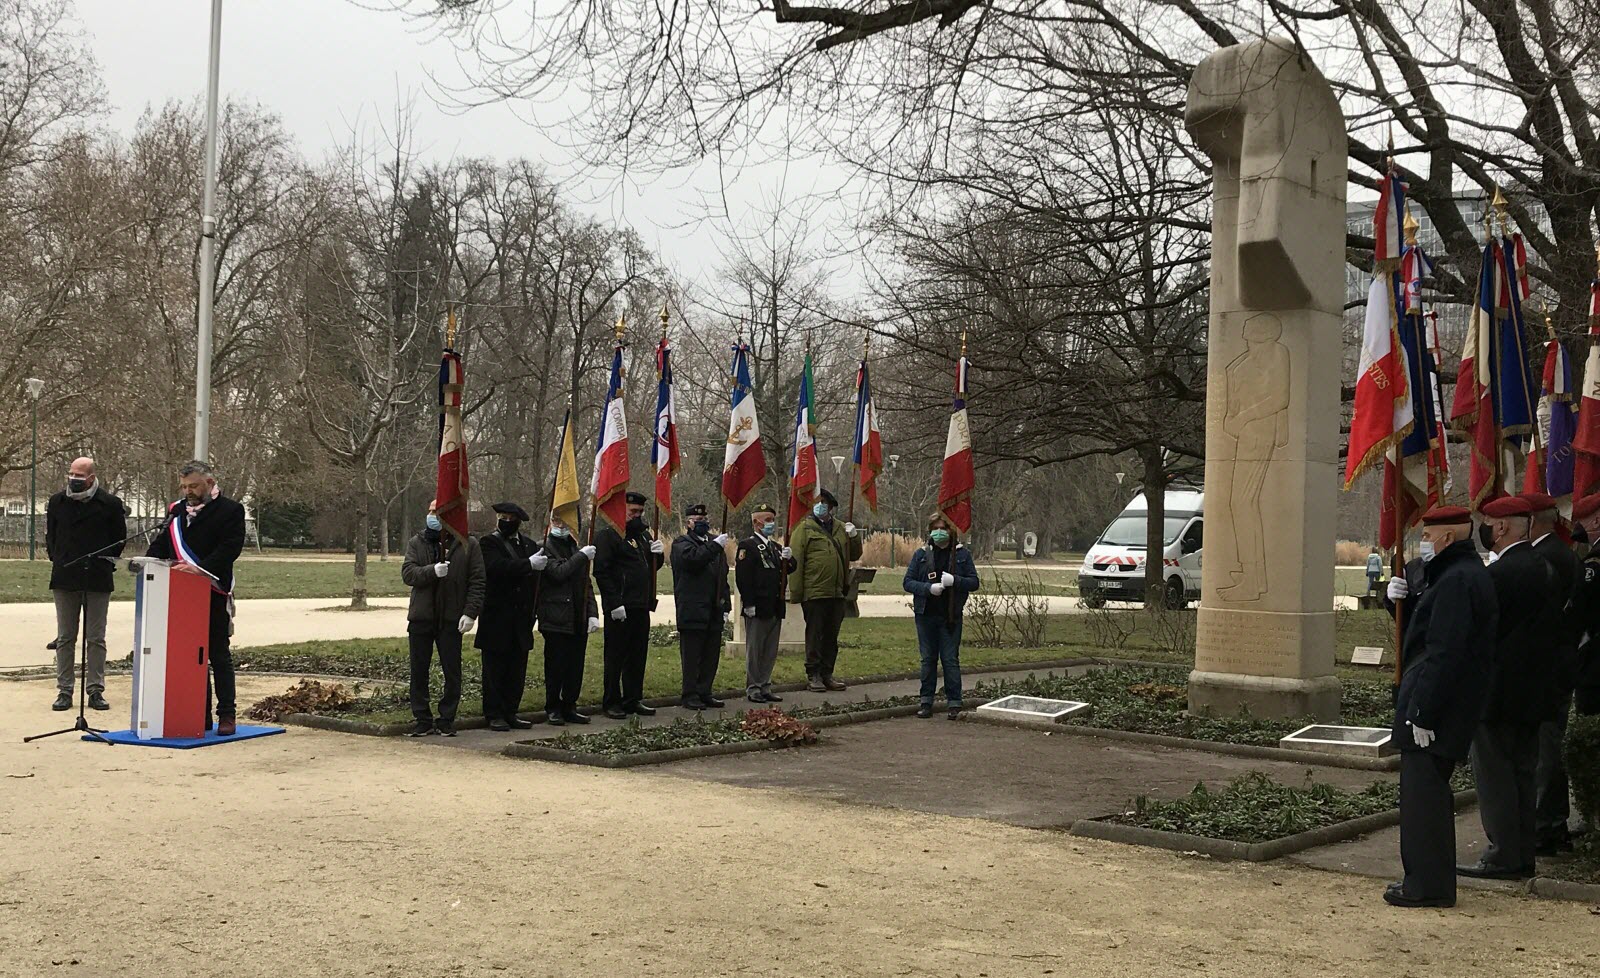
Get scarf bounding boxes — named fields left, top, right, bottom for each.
left=65, top=483, right=98, bottom=503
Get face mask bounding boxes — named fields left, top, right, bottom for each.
left=1418, top=539, right=1435, bottom=562
left=930, top=529, right=951, bottom=546
left=498, top=520, right=520, bottom=536
left=1477, top=523, right=1494, bottom=550
left=627, top=515, right=647, bottom=534
left=813, top=503, right=831, bottom=520
left=1572, top=523, right=1589, bottom=546
left=549, top=526, right=569, bottom=539
left=691, top=519, right=710, bottom=536
left=67, top=478, right=90, bottom=493
left=426, top=514, right=442, bottom=532
left=759, top=522, right=775, bottom=538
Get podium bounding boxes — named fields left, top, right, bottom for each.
left=128, top=558, right=212, bottom=740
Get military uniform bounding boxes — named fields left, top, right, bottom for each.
left=670, top=503, right=732, bottom=709
left=593, top=492, right=664, bottom=715
left=1578, top=496, right=1600, bottom=717
left=475, top=502, right=542, bottom=730
left=735, top=504, right=794, bottom=702
left=1525, top=493, right=1582, bottom=852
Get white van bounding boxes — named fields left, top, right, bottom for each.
left=1077, top=488, right=1203, bottom=609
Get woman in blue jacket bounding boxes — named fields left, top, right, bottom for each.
left=903, top=513, right=981, bottom=718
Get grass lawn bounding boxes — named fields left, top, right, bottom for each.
left=0, top=558, right=411, bottom=603
left=223, top=608, right=1402, bottom=725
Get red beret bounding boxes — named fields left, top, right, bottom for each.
left=1481, top=496, right=1534, bottom=518
left=1574, top=494, right=1600, bottom=520
left=1421, top=506, right=1472, bottom=525
left=1519, top=492, right=1559, bottom=513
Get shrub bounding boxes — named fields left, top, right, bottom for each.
left=1565, top=713, right=1600, bottom=830
left=1084, top=605, right=1138, bottom=651
left=1335, top=540, right=1376, bottom=565
left=859, top=531, right=918, bottom=567
left=1118, top=771, right=1402, bottom=843
left=1144, top=607, right=1196, bottom=658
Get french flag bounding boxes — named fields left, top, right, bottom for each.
left=853, top=357, right=883, bottom=512
left=1572, top=274, right=1600, bottom=499
left=652, top=336, right=680, bottom=511
left=591, top=341, right=631, bottom=532
left=787, top=353, right=818, bottom=531
left=721, top=340, right=766, bottom=511
left=435, top=339, right=470, bottom=544
left=938, top=355, right=975, bottom=533
left=1529, top=338, right=1576, bottom=498
left=1345, top=273, right=1411, bottom=490
left=1372, top=170, right=1406, bottom=270
left=1452, top=240, right=1503, bottom=509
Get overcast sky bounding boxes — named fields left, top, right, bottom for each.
left=73, top=0, right=863, bottom=299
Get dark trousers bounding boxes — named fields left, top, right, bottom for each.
left=915, top=614, right=963, bottom=706
left=1536, top=691, right=1573, bottom=846
left=801, top=598, right=848, bottom=679
left=1399, top=751, right=1458, bottom=901
left=542, top=631, right=588, bottom=713
left=207, top=591, right=235, bottom=721
left=679, top=628, right=722, bottom=702
left=1471, top=721, right=1541, bottom=872
left=602, top=610, right=650, bottom=709
left=479, top=640, right=531, bottom=721
left=408, top=623, right=463, bottom=722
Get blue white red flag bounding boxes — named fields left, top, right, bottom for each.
left=591, top=340, right=630, bottom=532
left=787, top=354, right=818, bottom=531
left=435, top=322, right=470, bottom=544
left=652, top=337, right=680, bottom=511
left=938, top=356, right=975, bottom=533
left=852, top=358, right=883, bottom=512
left=721, top=340, right=766, bottom=511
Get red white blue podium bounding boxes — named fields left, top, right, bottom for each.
left=128, top=558, right=212, bottom=740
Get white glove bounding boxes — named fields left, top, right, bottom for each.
left=780, top=546, right=793, bottom=560
left=844, top=522, right=857, bottom=537
left=579, top=545, right=597, bottom=560
left=587, top=617, right=601, bottom=634
left=930, top=582, right=945, bottom=596
left=1411, top=723, right=1435, bottom=749
left=1387, top=577, right=1408, bottom=601
left=940, top=572, right=955, bottom=588
left=610, top=606, right=627, bottom=621
left=743, top=607, right=756, bottom=618
left=650, top=539, right=665, bottom=555
left=529, top=550, right=549, bottom=571
left=724, top=611, right=732, bottom=623
left=433, top=562, right=450, bottom=579
left=713, top=533, right=730, bottom=548
left=458, top=615, right=474, bottom=634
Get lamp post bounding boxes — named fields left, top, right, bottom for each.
left=193, top=0, right=224, bottom=462
left=26, top=377, right=44, bottom=560
left=886, top=454, right=901, bottom=569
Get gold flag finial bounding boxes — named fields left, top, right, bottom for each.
left=1403, top=210, right=1420, bottom=245
left=1540, top=298, right=1556, bottom=339
left=960, top=328, right=968, bottom=358
left=614, top=313, right=627, bottom=342
left=659, top=302, right=670, bottom=338
left=445, top=304, right=458, bottom=348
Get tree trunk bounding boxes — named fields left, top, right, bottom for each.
left=379, top=500, right=390, bottom=562
left=351, top=490, right=370, bottom=610
left=1141, top=443, right=1166, bottom=612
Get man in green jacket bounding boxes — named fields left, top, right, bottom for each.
left=788, top=489, right=863, bottom=691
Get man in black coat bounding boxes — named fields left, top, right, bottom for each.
left=670, top=502, right=732, bottom=710
left=1524, top=493, right=1582, bottom=854
left=593, top=491, right=664, bottom=719
left=1383, top=505, right=1497, bottom=908
left=474, top=502, right=547, bottom=732
left=1574, top=493, right=1600, bottom=718
left=1460, top=494, right=1561, bottom=880
left=45, top=457, right=127, bottom=712
left=145, top=461, right=246, bottom=736
left=535, top=513, right=598, bottom=725
left=735, top=503, right=794, bottom=703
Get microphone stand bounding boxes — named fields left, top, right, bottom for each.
left=24, top=517, right=175, bottom=744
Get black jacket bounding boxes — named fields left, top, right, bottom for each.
left=1485, top=541, right=1563, bottom=724
left=1573, top=551, right=1600, bottom=715
left=145, top=494, right=246, bottom=593
left=593, top=523, right=662, bottom=613
left=671, top=533, right=731, bottom=631
left=45, top=488, right=127, bottom=593
left=1392, top=540, right=1497, bottom=761
left=1533, top=533, right=1581, bottom=693
left=734, top=534, right=793, bottom=620
left=536, top=534, right=597, bottom=636
left=400, top=531, right=486, bottom=625
left=475, top=529, right=541, bottom=653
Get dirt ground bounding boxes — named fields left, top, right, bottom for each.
left=2, top=676, right=1596, bottom=978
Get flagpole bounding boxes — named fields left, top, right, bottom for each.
left=720, top=325, right=737, bottom=536
left=654, top=305, right=668, bottom=593
left=1493, top=191, right=1545, bottom=489
left=951, top=330, right=967, bottom=620
left=847, top=332, right=867, bottom=527
left=531, top=400, right=573, bottom=618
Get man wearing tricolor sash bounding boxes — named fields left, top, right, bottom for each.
left=144, top=461, right=246, bottom=736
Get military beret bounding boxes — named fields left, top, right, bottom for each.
left=491, top=502, right=529, bottom=521
left=1481, top=496, right=1534, bottom=518
left=1574, top=494, right=1600, bottom=520
left=817, top=488, right=839, bottom=507
left=1519, top=492, right=1559, bottom=513
left=1420, top=506, right=1472, bottom=526
left=684, top=502, right=708, bottom=517
left=625, top=491, right=648, bottom=505
left=752, top=503, right=776, bottom=515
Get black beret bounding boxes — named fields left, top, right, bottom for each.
left=752, top=503, right=776, bottom=515
left=684, top=502, right=708, bottom=517
left=817, top=489, right=839, bottom=508
left=625, top=491, right=648, bottom=505
left=492, top=502, right=529, bottom=521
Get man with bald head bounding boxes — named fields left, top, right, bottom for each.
left=44, top=457, right=127, bottom=712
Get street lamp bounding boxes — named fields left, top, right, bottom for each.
left=25, top=378, right=44, bottom=560
left=886, top=455, right=901, bottom=569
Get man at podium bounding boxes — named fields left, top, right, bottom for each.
left=145, top=461, right=246, bottom=735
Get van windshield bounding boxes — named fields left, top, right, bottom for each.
left=1098, top=514, right=1193, bottom=548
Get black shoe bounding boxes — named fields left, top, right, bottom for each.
left=916, top=704, right=933, bottom=719
left=746, top=692, right=769, bottom=704
left=546, top=712, right=566, bottom=727
left=630, top=704, right=657, bottom=717
left=1383, top=888, right=1454, bottom=908
left=823, top=677, right=847, bottom=692
left=1536, top=838, right=1572, bottom=857
left=507, top=717, right=534, bottom=730
left=682, top=698, right=707, bottom=711
left=88, top=691, right=110, bottom=711
left=487, top=718, right=512, bottom=732
left=764, top=691, right=783, bottom=703
left=703, top=696, right=725, bottom=708
left=1455, top=861, right=1531, bottom=880
left=603, top=707, right=630, bottom=720
left=947, top=706, right=962, bottom=720
left=562, top=710, right=590, bottom=725
left=407, top=719, right=434, bottom=737
left=52, top=692, right=72, bottom=711
left=436, top=721, right=457, bottom=737
left=807, top=676, right=826, bottom=692
left=46, top=639, right=58, bottom=650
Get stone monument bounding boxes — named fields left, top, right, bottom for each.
left=1183, top=37, right=1346, bottom=720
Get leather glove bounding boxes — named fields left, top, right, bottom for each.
left=529, top=550, right=549, bottom=571
left=844, top=522, right=857, bottom=537
left=587, top=617, right=601, bottom=634
left=579, top=545, right=597, bottom=560
left=1410, top=723, right=1434, bottom=749
left=780, top=546, right=793, bottom=560
left=713, top=533, right=730, bottom=548
left=457, top=615, right=474, bottom=634
left=433, top=562, right=450, bottom=579
left=930, top=582, right=945, bottom=596
left=1386, top=577, right=1408, bottom=601
left=650, top=539, right=665, bottom=555
left=610, top=606, right=627, bottom=621
left=940, top=572, right=956, bottom=588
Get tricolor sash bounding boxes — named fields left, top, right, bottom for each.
left=168, top=505, right=232, bottom=595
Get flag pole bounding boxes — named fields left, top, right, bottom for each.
left=1386, top=278, right=1407, bottom=687
left=951, top=329, right=967, bottom=620
left=1493, top=191, right=1545, bottom=490
left=654, top=305, right=668, bottom=592
left=847, top=331, right=867, bottom=526
left=531, top=399, right=574, bottom=617
left=720, top=323, right=738, bottom=536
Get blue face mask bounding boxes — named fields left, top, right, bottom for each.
left=759, top=522, right=776, bottom=537
left=813, top=502, right=830, bottom=520
left=425, top=514, right=441, bottom=532
left=549, top=526, right=569, bottom=539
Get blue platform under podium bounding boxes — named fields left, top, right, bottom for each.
left=85, top=725, right=286, bottom=749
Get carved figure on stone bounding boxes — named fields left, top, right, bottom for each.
left=1218, top=313, right=1290, bottom=602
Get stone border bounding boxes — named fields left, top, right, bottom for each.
left=1525, top=875, right=1600, bottom=903
left=1069, top=789, right=1478, bottom=862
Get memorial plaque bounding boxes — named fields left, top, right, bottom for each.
left=976, top=696, right=1089, bottom=722
left=1350, top=646, right=1385, bottom=666
left=1279, top=723, right=1393, bottom=757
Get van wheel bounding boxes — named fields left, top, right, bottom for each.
left=1163, top=578, right=1186, bottom=610
left=1082, top=589, right=1106, bottom=609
